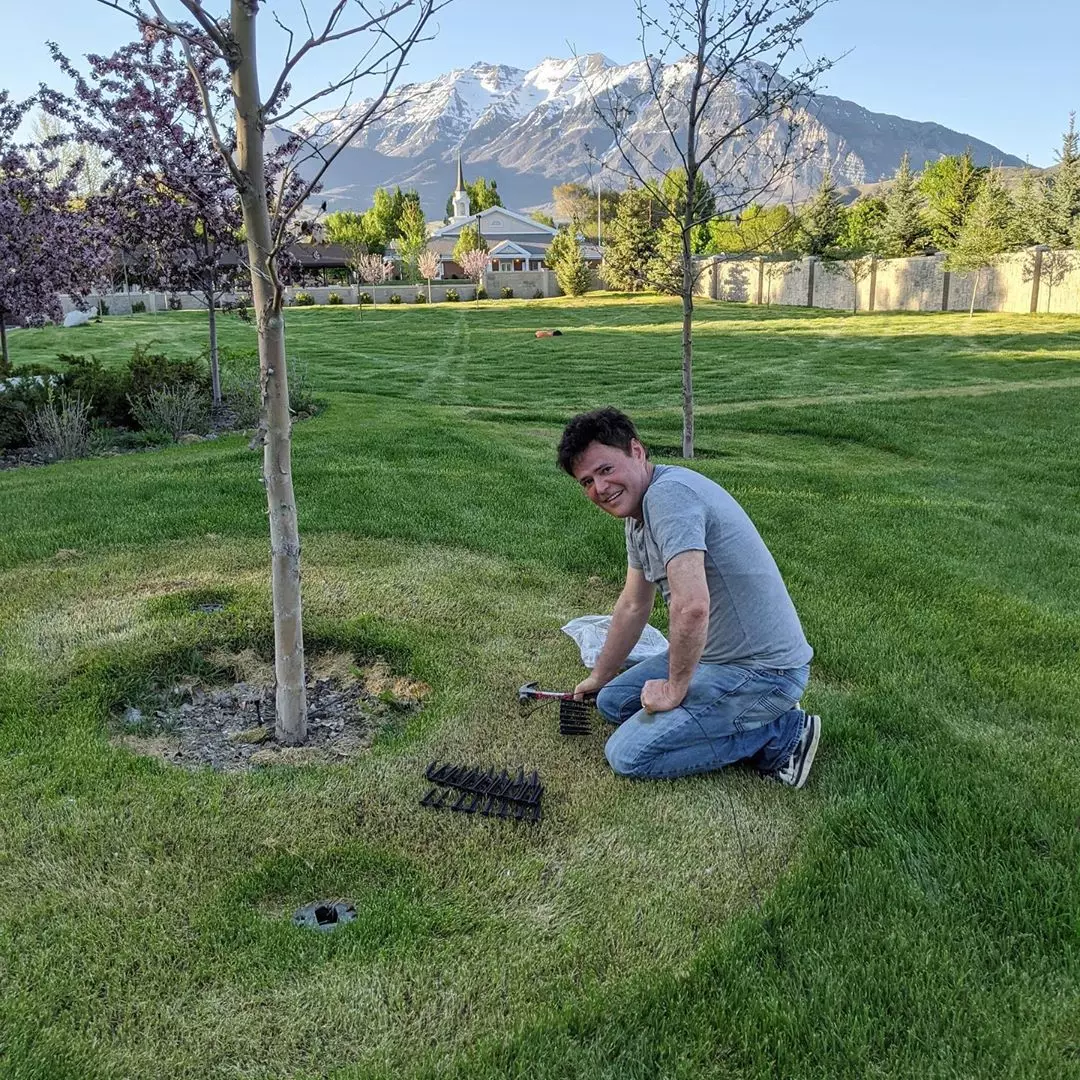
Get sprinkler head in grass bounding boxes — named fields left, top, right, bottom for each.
left=293, top=900, right=356, bottom=932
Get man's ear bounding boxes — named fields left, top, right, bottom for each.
left=630, top=437, right=646, bottom=461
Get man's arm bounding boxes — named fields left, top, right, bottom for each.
left=640, top=550, right=709, bottom=714
left=574, top=568, right=656, bottom=697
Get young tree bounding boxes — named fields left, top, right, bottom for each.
left=417, top=247, right=439, bottom=303
left=586, top=0, right=833, bottom=456
left=919, top=149, right=985, bottom=251
left=1043, top=113, right=1080, bottom=249
left=325, top=210, right=378, bottom=284
left=0, top=93, right=108, bottom=371
left=602, top=185, right=657, bottom=290
left=795, top=172, right=846, bottom=255
left=878, top=152, right=927, bottom=257
left=706, top=203, right=795, bottom=254
left=452, top=224, right=486, bottom=262
left=396, top=199, right=427, bottom=281
left=83, top=0, right=442, bottom=745
left=546, top=225, right=592, bottom=296
left=945, top=168, right=1014, bottom=316
left=459, top=248, right=489, bottom=305
left=819, top=196, right=886, bottom=314
left=530, top=210, right=556, bottom=228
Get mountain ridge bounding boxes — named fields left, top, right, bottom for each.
left=295, top=55, right=1026, bottom=214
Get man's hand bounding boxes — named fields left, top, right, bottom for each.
left=573, top=673, right=607, bottom=700
left=641, top=678, right=687, bottom=714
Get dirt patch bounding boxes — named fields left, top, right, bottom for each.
left=112, top=668, right=421, bottom=772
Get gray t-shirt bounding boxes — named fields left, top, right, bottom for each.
left=625, top=464, right=812, bottom=668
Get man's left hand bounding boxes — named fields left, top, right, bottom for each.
left=640, top=679, right=687, bottom=714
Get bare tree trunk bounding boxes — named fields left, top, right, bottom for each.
left=969, top=268, right=981, bottom=317
left=231, top=1, right=307, bottom=745
left=207, top=294, right=220, bottom=403
left=0, top=310, right=8, bottom=374
left=681, top=229, right=695, bottom=459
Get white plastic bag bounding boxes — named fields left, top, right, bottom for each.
left=561, top=615, right=669, bottom=670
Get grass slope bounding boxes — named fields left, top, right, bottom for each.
left=1, top=296, right=1078, bottom=1079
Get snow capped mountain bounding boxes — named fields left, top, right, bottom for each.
left=296, top=54, right=1024, bottom=214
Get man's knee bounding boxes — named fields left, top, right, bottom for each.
left=595, top=684, right=624, bottom=723
left=604, top=725, right=651, bottom=777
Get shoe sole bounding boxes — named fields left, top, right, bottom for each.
left=790, top=714, right=821, bottom=789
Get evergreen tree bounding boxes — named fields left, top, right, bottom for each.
left=919, top=149, right=986, bottom=250
left=945, top=169, right=1014, bottom=315
left=839, top=197, right=887, bottom=253
left=795, top=172, right=845, bottom=255
left=546, top=225, right=592, bottom=296
left=602, top=186, right=657, bottom=291
left=646, top=217, right=685, bottom=294
left=878, top=152, right=927, bottom=256
left=1010, top=168, right=1043, bottom=248
left=1043, top=113, right=1080, bottom=248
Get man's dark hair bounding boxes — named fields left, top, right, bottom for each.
left=557, top=407, right=644, bottom=475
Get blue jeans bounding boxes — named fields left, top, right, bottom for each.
left=597, top=652, right=809, bottom=779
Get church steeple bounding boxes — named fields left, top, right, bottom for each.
left=451, top=154, right=470, bottom=221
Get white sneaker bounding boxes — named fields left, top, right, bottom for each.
left=772, top=713, right=821, bottom=789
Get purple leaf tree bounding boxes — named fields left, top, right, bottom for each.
left=0, top=92, right=110, bottom=372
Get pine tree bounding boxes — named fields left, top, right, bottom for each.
left=795, top=172, right=845, bottom=255
left=878, top=152, right=927, bottom=256
left=602, top=187, right=657, bottom=291
left=1010, top=168, right=1044, bottom=248
left=546, top=225, right=592, bottom=296
left=1043, top=113, right=1080, bottom=248
left=945, top=169, right=1014, bottom=315
left=646, top=217, right=685, bottom=294
left=919, top=149, right=986, bottom=250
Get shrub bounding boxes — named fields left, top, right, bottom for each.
left=129, top=384, right=211, bottom=441
left=127, top=345, right=207, bottom=400
left=476, top=288, right=488, bottom=301
left=287, top=356, right=322, bottom=417
left=167, top=295, right=182, bottom=311
left=532, top=288, right=545, bottom=300
left=61, top=354, right=130, bottom=427
left=327, top=292, right=343, bottom=305
left=0, top=370, right=56, bottom=450
left=444, top=289, right=459, bottom=302
left=293, top=291, right=315, bottom=306
left=358, top=292, right=373, bottom=305
left=223, top=295, right=253, bottom=323
left=388, top=293, right=402, bottom=304
left=131, top=300, right=146, bottom=314
left=97, top=299, right=109, bottom=317
left=500, top=287, right=514, bottom=300
left=414, top=292, right=427, bottom=303
left=26, top=390, right=100, bottom=461
left=217, top=347, right=261, bottom=429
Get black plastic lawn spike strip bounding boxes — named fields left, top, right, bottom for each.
left=420, top=784, right=542, bottom=823
left=424, top=761, right=543, bottom=806
left=558, top=698, right=593, bottom=736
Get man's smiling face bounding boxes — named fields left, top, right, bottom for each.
left=571, top=438, right=652, bottom=519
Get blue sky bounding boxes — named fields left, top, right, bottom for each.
left=2, top=0, right=1076, bottom=167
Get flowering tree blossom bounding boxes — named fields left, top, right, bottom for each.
left=459, top=248, right=489, bottom=305
left=0, top=92, right=109, bottom=372
left=417, top=248, right=440, bottom=303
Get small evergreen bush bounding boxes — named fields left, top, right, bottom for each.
left=444, top=289, right=460, bottom=302
left=358, top=292, right=373, bottom=305
left=327, top=292, right=343, bottom=305
left=293, top=292, right=315, bottom=306
left=500, top=287, right=514, bottom=300
left=414, top=292, right=427, bottom=303
left=388, top=293, right=402, bottom=304
left=476, top=288, right=488, bottom=301
left=131, top=300, right=146, bottom=314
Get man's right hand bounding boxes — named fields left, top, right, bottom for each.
left=573, top=673, right=608, bottom=700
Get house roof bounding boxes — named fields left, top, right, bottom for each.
left=432, top=204, right=557, bottom=239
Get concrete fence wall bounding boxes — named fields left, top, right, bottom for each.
left=695, top=247, right=1080, bottom=314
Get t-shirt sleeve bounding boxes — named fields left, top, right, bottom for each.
left=643, top=481, right=707, bottom=566
left=625, top=519, right=643, bottom=569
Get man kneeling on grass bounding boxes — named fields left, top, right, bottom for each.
left=559, top=408, right=820, bottom=787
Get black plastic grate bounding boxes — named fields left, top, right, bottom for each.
left=421, top=762, right=543, bottom=823
left=558, top=697, right=592, bottom=735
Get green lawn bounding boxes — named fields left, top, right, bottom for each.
left=1, top=295, right=1078, bottom=1079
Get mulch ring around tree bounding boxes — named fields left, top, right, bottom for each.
left=111, top=657, right=429, bottom=772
